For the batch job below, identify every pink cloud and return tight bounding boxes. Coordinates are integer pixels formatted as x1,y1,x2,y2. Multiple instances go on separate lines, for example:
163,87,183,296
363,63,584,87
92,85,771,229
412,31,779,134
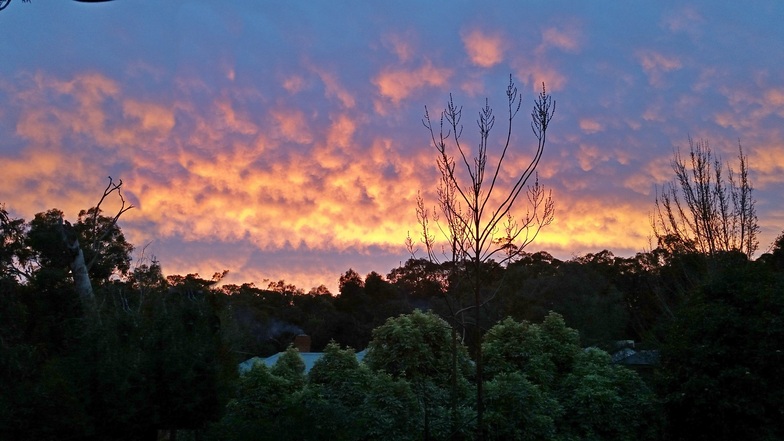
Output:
579,118,603,134
383,34,415,63
637,51,682,86
270,108,313,144
373,60,452,104
462,29,505,68
122,100,176,133
327,113,357,148
764,88,784,108
576,143,609,171
514,62,567,91
282,75,306,94
662,7,704,33
539,26,581,53
314,68,356,109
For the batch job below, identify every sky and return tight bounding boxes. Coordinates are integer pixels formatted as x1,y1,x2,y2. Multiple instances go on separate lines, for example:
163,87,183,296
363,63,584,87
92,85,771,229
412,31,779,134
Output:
1,1,783,293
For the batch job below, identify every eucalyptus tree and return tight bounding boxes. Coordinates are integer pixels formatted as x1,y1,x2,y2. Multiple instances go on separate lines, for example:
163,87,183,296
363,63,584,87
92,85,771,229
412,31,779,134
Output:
22,177,134,312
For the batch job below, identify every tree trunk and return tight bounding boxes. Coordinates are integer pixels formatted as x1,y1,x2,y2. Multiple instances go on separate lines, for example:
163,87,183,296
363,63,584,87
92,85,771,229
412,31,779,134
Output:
450,325,458,440
60,221,95,311
68,239,96,311
475,274,484,441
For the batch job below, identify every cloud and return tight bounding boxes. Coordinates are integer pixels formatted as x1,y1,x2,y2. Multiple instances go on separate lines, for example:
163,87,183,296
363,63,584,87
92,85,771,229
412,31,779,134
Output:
270,108,313,144
622,155,675,195
3,0,784,289
536,195,654,256
575,143,610,171
14,72,120,146
514,62,567,92
510,22,583,92
637,51,682,86
282,75,307,94
579,118,603,134
121,100,176,134
383,33,415,63
662,6,704,34
313,67,356,109
750,144,784,188
216,98,258,135
373,60,452,104
462,29,506,68
327,113,357,148
538,26,581,53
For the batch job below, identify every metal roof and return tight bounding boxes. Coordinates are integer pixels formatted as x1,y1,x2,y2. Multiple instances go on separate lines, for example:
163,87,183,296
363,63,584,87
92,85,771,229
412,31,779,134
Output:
239,349,368,375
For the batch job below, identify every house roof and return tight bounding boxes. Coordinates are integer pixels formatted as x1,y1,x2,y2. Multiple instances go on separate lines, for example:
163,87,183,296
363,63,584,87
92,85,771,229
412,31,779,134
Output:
612,348,660,366
239,349,368,375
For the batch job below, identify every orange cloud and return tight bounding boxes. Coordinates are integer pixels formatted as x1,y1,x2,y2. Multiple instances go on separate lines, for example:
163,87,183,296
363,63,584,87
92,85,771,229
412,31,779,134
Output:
270,108,313,144
536,196,653,254
327,113,357,148
749,144,784,188
462,29,505,68
122,100,176,133
14,72,120,146
373,61,452,104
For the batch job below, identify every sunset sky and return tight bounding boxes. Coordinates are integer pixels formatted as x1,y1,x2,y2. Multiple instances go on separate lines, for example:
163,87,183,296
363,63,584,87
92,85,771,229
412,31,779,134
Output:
2,1,783,292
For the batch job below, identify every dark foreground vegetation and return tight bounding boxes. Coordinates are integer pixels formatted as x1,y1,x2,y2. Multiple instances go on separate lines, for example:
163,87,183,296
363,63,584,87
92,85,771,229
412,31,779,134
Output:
2,200,784,440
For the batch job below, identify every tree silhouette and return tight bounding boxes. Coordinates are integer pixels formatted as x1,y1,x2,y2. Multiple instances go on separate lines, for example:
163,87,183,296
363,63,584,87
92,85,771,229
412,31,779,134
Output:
1,0,115,12
652,138,759,259
413,76,555,440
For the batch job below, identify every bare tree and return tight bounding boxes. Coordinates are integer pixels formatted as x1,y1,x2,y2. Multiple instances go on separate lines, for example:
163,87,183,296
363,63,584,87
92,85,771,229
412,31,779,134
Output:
411,76,555,440
652,138,759,259
1,0,115,12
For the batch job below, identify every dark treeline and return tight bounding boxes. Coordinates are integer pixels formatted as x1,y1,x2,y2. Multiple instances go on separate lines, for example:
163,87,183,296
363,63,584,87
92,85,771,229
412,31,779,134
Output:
2,201,784,440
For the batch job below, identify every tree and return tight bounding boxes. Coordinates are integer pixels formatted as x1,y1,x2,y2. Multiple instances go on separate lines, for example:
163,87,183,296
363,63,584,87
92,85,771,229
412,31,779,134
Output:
1,0,116,12
658,256,784,441
482,314,659,441
24,177,133,312
483,312,580,390
2,205,235,440
300,342,374,440
653,138,759,259
559,348,659,441
415,76,555,438
214,363,300,441
365,310,475,440
0,204,32,281
483,372,560,441
759,230,784,271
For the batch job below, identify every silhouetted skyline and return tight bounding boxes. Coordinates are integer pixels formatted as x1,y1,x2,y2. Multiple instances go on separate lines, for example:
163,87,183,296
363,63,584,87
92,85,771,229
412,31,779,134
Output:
2,1,783,291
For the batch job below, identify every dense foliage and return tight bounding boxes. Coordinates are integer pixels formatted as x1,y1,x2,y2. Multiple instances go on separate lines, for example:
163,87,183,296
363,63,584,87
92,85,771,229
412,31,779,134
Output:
208,311,657,441
2,202,783,440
